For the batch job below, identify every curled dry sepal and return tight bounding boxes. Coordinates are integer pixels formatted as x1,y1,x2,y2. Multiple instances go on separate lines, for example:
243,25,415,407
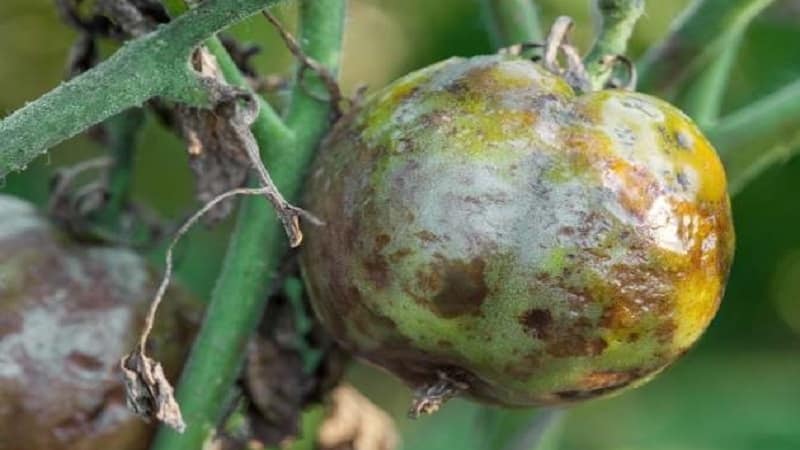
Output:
121,350,187,433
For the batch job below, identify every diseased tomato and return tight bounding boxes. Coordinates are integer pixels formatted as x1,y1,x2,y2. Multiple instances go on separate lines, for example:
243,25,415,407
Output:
300,53,734,410
0,195,198,450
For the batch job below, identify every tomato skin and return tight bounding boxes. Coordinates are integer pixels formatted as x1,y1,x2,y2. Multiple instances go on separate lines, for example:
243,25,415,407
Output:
0,195,198,450
300,55,734,406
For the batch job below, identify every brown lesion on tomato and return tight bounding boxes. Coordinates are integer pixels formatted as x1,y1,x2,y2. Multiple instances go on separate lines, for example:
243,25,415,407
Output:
519,308,553,340
503,353,543,380
415,230,440,243
66,351,105,372
410,255,489,318
546,333,607,358
374,234,391,252
388,247,413,263
521,309,608,358
362,253,391,289
554,370,637,400
430,257,488,318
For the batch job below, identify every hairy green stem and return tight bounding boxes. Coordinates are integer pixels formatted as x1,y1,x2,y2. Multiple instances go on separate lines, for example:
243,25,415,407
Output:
707,79,800,196
637,0,775,96
94,108,145,228
680,34,742,128
149,0,345,448
0,0,280,178
479,0,543,48
584,0,645,91
162,0,295,148
204,37,296,148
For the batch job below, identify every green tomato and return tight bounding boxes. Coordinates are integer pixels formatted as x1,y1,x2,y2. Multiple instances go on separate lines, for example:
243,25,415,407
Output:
300,54,734,408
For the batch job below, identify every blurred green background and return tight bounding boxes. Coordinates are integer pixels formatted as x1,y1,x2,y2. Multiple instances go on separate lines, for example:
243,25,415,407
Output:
1,1,799,449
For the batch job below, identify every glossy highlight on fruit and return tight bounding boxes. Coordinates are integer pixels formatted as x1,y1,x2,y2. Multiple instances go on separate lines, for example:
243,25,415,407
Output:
0,195,198,450
300,54,734,407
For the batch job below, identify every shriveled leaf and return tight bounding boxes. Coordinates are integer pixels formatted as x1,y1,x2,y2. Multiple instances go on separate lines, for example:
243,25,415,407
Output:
120,350,186,433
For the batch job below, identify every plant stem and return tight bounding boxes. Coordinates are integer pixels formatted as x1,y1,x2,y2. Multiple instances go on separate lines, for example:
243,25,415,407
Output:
479,0,543,49
94,108,145,228
149,0,345,448
584,0,645,91
637,0,775,96
204,37,296,148
680,34,742,128
707,78,800,196
161,0,295,148
0,0,280,178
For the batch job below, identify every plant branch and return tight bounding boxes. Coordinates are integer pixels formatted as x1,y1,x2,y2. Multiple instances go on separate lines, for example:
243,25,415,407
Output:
93,108,146,228
0,0,282,178
479,0,543,49
149,0,346,448
584,0,645,91
162,0,295,148
637,0,775,96
707,78,800,196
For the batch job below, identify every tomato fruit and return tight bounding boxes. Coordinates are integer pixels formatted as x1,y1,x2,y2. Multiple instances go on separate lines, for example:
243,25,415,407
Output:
300,54,734,408
0,195,198,450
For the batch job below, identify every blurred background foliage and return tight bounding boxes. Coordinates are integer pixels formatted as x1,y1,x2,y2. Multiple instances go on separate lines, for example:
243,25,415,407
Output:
1,0,799,449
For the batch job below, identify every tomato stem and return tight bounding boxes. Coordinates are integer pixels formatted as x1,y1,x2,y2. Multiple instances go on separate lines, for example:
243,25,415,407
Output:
148,0,345,448
584,0,645,91
0,0,280,178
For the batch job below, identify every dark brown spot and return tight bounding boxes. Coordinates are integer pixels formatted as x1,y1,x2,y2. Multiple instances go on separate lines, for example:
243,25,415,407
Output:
436,339,454,349
362,254,390,289
374,234,391,252
555,366,661,401
67,351,104,371
655,321,676,345
415,230,439,242
388,248,413,263
546,327,607,358
519,308,553,340
430,257,488,318
558,226,575,237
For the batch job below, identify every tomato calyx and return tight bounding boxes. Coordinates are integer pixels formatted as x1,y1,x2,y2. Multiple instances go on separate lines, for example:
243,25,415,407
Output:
501,16,637,93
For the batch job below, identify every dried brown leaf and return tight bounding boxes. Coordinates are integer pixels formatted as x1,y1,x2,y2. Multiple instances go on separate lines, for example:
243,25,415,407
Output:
120,350,186,433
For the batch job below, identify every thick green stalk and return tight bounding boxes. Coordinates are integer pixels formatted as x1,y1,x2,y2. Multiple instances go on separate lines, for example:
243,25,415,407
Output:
479,0,543,48
203,37,295,148
707,79,800,196
584,0,645,91
162,0,295,150
637,0,774,96
149,0,345,448
0,0,280,178
680,34,742,128
94,108,146,228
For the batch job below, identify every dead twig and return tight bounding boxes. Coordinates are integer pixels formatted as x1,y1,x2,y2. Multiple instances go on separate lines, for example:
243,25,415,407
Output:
262,10,346,119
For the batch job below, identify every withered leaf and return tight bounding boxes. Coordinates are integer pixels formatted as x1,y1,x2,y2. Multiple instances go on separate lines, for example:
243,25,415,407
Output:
120,350,186,433
174,49,257,224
